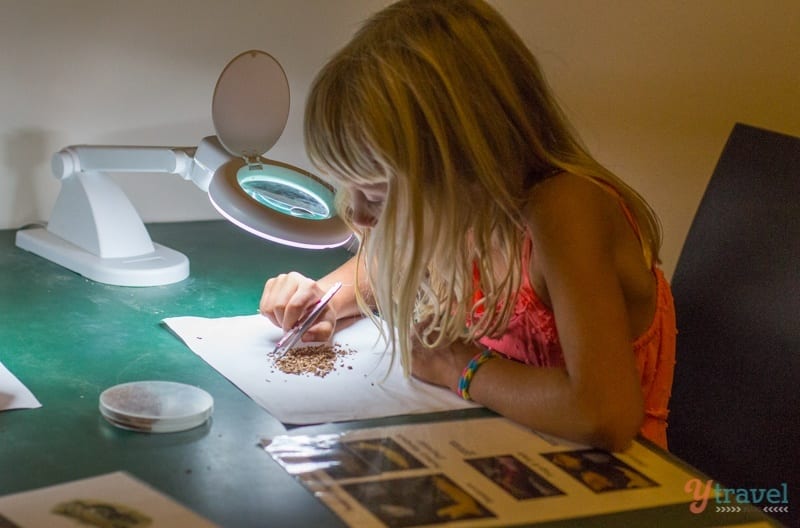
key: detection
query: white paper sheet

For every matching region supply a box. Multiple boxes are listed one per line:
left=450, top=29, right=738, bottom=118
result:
left=0, top=360, right=41, bottom=411
left=163, top=315, right=478, bottom=424
left=0, top=472, right=218, bottom=527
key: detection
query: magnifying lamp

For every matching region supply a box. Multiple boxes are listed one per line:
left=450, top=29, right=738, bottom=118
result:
left=15, top=50, right=353, bottom=287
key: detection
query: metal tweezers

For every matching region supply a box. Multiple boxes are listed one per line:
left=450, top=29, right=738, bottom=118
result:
left=272, top=281, right=343, bottom=359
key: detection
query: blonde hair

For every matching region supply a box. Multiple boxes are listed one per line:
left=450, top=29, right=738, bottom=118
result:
left=304, top=0, right=661, bottom=374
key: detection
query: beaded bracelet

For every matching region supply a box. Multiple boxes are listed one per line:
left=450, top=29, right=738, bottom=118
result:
left=456, top=348, right=496, bottom=401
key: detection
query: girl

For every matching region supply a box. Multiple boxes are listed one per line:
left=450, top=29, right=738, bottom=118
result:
left=260, top=0, right=676, bottom=452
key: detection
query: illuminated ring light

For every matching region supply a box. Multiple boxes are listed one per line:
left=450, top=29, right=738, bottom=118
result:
left=208, top=158, right=352, bottom=249
left=237, top=162, right=333, bottom=220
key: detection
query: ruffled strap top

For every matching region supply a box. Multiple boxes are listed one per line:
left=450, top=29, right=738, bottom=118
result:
left=473, top=192, right=676, bottom=449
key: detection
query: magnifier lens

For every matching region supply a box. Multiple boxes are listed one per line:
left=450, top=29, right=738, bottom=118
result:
left=237, top=163, right=334, bottom=220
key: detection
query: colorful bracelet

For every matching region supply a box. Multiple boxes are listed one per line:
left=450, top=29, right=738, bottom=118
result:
left=456, top=348, right=496, bottom=401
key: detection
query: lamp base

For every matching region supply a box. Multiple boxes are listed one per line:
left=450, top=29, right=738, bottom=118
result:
left=16, top=227, right=189, bottom=287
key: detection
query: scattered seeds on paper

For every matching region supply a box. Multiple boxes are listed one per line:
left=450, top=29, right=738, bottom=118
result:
left=272, top=343, right=356, bottom=378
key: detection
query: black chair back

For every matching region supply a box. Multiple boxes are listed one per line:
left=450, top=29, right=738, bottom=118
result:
left=669, top=123, right=799, bottom=527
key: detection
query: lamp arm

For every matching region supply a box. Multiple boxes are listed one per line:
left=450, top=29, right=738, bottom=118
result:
left=51, top=145, right=194, bottom=180
left=50, top=136, right=234, bottom=193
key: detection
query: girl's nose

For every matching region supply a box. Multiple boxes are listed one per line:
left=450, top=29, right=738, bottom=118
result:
left=351, top=206, right=378, bottom=228
left=350, top=190, right=380, bottom=228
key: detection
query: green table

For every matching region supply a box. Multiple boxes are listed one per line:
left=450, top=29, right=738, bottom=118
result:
left=0, top=221, right=783, bottom=527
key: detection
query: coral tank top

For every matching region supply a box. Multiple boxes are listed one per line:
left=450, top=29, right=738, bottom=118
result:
left=474, top=203, right=676, bottom=449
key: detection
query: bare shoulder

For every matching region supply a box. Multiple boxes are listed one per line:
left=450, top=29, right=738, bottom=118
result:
left=523, top=172, right=619, bottom=247
left=522, top=173, right=657, bottom=337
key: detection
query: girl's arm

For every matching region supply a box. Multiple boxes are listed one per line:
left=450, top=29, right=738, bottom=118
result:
left=317, top=255, right=373, bottom=319
left=412, top=175, right=646, bottom=451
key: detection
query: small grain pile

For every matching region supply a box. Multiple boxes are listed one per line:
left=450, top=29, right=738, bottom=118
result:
left=272, top=343, right=355, bottom=378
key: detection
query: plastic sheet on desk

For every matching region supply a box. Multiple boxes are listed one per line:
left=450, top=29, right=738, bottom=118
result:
left=261, top=418, right=708, bottom=528
left=163, top=314, right=478, bottom=424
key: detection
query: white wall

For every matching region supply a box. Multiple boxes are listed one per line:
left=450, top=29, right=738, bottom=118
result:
left=2, top=0, right=799, bottom=277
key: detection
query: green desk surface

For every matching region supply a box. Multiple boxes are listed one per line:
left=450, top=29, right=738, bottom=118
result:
left=0, top=221, right=783, bottom=527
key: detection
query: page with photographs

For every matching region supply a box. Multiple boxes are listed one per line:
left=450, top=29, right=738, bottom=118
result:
left=262, top=417, right=698, bottom=527
left=0, top=472, right=218, bottom=527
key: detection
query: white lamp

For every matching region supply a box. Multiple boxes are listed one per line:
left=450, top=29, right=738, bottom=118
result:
left=15, top=51, right=353, bottom=287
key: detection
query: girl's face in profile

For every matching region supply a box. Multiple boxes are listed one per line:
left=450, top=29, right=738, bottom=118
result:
left=348, top=182, right=388, bottom=229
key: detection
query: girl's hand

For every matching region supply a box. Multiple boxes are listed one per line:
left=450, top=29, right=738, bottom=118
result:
left=259, top=272, right=337, bottom=342
left=410, top=337, right=480, bottom=394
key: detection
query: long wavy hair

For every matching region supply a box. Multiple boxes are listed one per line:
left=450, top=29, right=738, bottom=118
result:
left=304, top=0, right=661, bottom=374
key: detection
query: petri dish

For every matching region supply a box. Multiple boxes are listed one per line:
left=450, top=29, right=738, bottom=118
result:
left=99, top=381, right=213, bottom=433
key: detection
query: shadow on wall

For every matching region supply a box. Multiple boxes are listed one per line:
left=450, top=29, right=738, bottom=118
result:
left=3, top=128, right=57, bottom=227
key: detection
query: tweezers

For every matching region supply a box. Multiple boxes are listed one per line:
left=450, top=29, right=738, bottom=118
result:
left=272, top=281, right=343, bottom=358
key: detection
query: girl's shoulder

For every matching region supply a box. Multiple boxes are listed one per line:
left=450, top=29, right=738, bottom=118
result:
left=521, top=172, right=657, bottom=335
left=523, top=172, right=621, bottom=240
left=527, top=171, right=616, bottom=201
